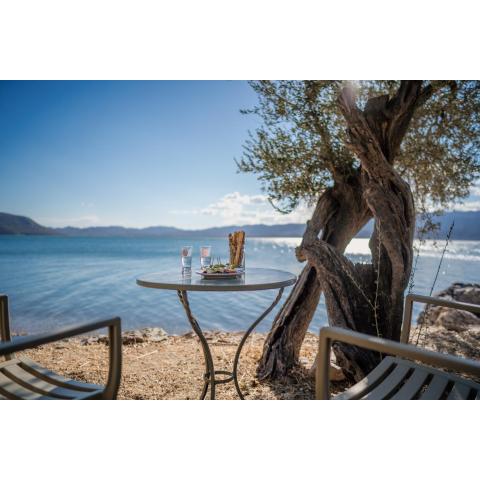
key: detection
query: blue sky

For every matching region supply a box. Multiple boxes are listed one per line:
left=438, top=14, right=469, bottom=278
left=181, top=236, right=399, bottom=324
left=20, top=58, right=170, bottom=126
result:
left=0, top=80, right=293, bottom=229
left=1, top=81, right=479, bottom=229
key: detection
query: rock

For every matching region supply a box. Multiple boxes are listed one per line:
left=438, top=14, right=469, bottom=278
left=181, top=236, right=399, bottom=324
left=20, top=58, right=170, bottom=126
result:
left=438, top=309, right=480, bottom=333
left=141, top=327, right=168, bottom=343
left=452, top=286, right=480, bottom=304
left=121, top=330, right=146, bottom=345
left=121, top=328, right=167, bottom=344
left=419, top=308, right=480, bottom=333
left=435, top=282, right=480, bottom=305
left=305, top=352, right=346, bottom=381
left=82, top=327, right=169, bottom=345
left=329, top=350, right=345, bottom=381
left=329, top=363, right=346, bottom=382
left=417, top=282, right=480, bottom=332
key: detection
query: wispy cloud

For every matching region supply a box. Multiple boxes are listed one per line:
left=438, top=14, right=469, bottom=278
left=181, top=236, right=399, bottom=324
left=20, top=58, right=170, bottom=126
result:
left=171, top=191, right=314, bottom=226
left=176, top=184, right=480, bottom=228
left=469, top=180, right=480, bottom=197
left=449, top=180, right=480, bottom=211
left=451, top=200, right=480, bottom=212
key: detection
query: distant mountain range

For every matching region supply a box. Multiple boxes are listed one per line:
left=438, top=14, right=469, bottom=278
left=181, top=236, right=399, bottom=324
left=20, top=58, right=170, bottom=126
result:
left=1, top=211, right=480, bottom=240
left=0, top=212, right=54, bottom=236
left=0, top=212, right=307, bottom=238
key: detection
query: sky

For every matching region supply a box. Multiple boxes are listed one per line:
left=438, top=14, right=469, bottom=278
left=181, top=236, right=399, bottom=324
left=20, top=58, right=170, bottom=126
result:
left=1, top=80, right=479, bottom=229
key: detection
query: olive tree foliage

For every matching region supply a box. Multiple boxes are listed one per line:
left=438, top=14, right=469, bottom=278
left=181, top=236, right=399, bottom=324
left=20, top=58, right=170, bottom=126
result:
left=237, top=80, right=480, bottom=380
left=238, top=80, right=480, bottom=218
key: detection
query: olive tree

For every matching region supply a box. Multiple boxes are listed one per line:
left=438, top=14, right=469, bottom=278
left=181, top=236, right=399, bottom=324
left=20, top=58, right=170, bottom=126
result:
left=238, top=80, right=480, bottom=380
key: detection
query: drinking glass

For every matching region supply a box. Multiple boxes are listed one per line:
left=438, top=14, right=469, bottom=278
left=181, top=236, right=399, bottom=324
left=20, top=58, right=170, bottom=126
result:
left=238, top=244, right=245, bottom=271
left=200, top=246, right=212, bottom=268
left=181, top=246, right=193, bottom=274
left=229, top=244, right=245, bottom=271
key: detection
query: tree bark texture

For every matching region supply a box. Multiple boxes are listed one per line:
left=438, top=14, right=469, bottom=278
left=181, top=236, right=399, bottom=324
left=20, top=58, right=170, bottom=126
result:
left=257, top=175, right=371, bottom=380
left=258, top=81, right=423, bottom=381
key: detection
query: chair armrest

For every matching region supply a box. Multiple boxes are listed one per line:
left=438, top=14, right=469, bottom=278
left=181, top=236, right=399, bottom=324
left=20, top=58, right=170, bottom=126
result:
left=401, top=293, right=480, bottom=343
left=0, top=295, right=12, bottom=343
left=0, top=317, right=122, bottom=399
left=316, top=326, right=480, bottom=399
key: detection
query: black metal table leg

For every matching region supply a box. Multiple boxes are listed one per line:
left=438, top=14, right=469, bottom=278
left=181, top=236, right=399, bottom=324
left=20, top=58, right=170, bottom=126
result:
left=177, top=287, right=284, bottom=400
left=232, top=287, right=284, bottom=399
left=177, top=290, right=216, bottom=399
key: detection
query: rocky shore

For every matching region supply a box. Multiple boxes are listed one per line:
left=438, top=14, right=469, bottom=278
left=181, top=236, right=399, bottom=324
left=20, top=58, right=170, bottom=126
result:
left=18, top=283, right=480, bottom=399
left=417, top=283, right=480, bottom=333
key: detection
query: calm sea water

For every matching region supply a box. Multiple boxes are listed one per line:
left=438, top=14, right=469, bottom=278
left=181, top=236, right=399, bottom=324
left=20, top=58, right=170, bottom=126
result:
left=0, top=235, right=478, bottom=334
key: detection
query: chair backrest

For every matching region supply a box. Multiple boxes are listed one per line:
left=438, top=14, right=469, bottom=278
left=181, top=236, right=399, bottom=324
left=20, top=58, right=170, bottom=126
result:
left=400, top=293, right=480, bottom=344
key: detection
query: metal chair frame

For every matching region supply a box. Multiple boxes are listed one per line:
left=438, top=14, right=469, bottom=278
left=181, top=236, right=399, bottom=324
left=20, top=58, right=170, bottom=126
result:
left=316, top=294, right=480, bottom=400
left=0, top=294, right=122, bottom=400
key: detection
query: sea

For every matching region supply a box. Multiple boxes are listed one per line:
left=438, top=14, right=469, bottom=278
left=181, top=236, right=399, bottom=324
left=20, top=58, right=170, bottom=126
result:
left=0, top=235, right=479, bottom=334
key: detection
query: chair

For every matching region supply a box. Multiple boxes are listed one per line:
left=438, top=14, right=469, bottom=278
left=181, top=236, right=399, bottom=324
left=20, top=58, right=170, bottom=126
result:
left=0, top=294, right=122, bottom=399
left=316, top=293, right=480, bottom=400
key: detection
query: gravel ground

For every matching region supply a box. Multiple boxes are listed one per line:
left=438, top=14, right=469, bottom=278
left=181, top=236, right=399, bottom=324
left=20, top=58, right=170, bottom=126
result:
left=20, top=326, right=480, bottom=400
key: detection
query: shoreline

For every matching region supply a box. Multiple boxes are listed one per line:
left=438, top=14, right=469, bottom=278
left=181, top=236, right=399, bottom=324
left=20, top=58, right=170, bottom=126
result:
left=20, top=324, right=480, bottom=400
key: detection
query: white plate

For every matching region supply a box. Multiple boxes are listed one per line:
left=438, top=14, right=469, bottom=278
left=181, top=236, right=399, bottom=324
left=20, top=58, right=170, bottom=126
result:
left=195, top=270, right=243, bottom=280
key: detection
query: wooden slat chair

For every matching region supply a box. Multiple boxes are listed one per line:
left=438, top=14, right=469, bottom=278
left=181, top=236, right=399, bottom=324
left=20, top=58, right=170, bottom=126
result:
left=0, top=294, right=122, bottom=400
left=316, top=294, right=480, bottom=400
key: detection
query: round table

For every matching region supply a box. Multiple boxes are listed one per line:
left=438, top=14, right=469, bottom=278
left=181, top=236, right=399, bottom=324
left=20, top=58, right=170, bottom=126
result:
left=136, top=268, right=296, bottom=399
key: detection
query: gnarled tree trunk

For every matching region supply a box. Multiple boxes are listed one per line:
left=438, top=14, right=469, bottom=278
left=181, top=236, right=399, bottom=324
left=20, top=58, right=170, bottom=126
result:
left=257, top=174, right=371, bottom=380
left=258, top=81, right=424, bottom=381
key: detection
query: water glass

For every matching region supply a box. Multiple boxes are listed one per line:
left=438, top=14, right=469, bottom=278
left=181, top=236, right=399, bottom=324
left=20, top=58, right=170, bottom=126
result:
left=181, top=246, right=193, bottom=274
left=200, top=246, right=212, bottom=268
left=229, top=244, right=246, bottom=271
left=238, top=244, right=246, bottom=271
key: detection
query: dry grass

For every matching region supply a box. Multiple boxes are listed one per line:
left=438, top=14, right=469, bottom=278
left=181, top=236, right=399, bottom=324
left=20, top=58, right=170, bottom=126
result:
left=22, top=331, right=351, bottom=400
left=20, top=326, right=479, bottom=400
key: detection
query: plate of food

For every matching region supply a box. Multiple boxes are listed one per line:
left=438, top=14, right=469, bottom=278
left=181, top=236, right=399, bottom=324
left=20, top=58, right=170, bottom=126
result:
left=196, top=263, right=244, bottom=280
